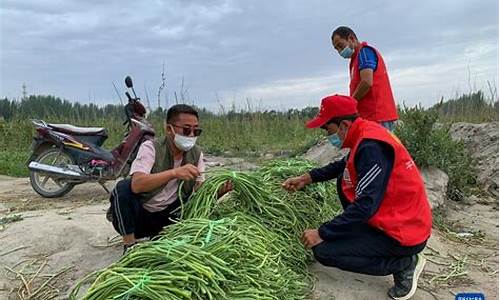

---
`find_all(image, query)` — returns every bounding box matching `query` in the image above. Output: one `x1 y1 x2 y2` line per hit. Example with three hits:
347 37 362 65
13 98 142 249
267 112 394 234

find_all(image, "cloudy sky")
1 0 498 111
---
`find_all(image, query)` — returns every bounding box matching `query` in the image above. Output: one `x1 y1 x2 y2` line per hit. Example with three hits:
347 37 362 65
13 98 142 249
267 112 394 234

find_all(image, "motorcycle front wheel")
29 147 76 198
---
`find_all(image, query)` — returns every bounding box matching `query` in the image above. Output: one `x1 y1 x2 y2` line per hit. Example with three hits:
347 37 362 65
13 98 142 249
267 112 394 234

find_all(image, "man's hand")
281 173 312 192
352 68 373 101
301 229 323 249
174 164 200 181
217 180 233 198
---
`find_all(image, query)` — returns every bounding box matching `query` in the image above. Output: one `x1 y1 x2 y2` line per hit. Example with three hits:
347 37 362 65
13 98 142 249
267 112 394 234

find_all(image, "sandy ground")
0 169 498 299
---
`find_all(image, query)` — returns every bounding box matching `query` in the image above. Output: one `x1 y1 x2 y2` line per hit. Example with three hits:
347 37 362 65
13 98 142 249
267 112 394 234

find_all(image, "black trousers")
109 179 179 239
312 223 427 276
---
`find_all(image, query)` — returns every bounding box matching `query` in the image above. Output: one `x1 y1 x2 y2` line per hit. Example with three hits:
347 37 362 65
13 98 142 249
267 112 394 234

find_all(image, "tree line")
0 95 320 122
1 90 497 123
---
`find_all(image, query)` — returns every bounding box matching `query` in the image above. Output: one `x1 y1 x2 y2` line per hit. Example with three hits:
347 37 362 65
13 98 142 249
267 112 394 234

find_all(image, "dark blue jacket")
309 139 394 240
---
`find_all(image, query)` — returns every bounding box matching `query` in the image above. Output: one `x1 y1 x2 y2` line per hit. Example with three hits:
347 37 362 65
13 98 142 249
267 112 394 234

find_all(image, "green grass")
0 114 322 177
197 115 321 155
0 89 494 200
433 90 498 123
0 151 30 177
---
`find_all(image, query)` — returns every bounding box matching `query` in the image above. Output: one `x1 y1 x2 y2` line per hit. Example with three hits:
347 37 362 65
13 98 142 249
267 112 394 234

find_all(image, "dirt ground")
0 160 498 299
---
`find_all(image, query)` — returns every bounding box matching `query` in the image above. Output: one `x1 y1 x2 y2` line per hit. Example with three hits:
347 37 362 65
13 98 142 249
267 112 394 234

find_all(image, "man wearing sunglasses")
108 104 232 253
282 95 431 300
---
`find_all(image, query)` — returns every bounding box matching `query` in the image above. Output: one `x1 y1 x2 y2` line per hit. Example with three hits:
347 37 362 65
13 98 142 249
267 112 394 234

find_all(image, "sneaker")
388 252 426 300
106 207 113 223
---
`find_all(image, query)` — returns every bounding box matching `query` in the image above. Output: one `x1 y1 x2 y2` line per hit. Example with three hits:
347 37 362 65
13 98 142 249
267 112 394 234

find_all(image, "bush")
395 105 476 201
0 151 30 177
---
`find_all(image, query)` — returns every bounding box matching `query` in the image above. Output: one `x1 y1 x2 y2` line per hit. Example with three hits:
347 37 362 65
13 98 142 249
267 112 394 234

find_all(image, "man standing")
282 95 431 299
332 26 398 130
108 104 231 253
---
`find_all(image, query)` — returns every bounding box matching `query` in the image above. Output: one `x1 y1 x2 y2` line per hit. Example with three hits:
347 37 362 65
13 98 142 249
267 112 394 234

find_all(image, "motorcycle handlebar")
122 76 147 128
125 92 133 102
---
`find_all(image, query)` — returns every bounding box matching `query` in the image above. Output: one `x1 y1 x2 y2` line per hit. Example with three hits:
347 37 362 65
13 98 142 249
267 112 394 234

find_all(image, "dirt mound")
420 167 449 209
302 138 349 165
449 122 499 197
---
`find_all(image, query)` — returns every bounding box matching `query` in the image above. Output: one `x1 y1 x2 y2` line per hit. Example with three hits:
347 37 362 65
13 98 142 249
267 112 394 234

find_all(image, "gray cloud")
1 0 498 110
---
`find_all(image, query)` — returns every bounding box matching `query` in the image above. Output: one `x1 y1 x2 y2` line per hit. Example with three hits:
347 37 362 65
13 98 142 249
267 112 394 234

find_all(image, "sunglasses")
170 124 203 137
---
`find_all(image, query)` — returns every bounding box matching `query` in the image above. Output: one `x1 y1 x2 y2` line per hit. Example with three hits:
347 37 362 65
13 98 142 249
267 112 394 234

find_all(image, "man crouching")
108 104 231 253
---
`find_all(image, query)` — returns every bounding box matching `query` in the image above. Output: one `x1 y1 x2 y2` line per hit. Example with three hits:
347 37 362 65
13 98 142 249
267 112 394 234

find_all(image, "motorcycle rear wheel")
29 148 76 198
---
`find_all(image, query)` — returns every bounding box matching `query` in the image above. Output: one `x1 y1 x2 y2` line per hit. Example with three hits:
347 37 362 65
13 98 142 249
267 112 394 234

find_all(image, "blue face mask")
328 133 342 148
339 46 354 59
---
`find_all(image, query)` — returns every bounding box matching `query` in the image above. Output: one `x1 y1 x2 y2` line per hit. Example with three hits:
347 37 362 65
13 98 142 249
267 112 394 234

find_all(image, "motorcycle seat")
48 123 107 135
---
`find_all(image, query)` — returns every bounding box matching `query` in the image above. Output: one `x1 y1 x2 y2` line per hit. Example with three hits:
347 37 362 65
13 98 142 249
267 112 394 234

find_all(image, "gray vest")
139 136 201 204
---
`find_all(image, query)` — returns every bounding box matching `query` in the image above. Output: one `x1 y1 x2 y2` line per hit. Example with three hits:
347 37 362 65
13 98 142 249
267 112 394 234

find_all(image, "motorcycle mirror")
125 76 133 88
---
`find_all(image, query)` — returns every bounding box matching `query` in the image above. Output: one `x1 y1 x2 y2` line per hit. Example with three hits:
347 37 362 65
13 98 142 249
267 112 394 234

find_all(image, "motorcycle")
27 76 155 198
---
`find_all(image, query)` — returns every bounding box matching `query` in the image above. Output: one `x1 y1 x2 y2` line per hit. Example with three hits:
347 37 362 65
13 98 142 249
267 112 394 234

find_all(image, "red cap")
306 94 358 128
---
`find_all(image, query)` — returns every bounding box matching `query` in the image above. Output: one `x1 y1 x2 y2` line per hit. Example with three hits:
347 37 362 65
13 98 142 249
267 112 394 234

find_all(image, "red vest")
349 42 398 122
341 118 432 246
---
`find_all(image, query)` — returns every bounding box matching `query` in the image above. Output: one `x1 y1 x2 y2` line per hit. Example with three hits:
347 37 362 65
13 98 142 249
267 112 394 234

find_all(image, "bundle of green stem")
185 159 340 237
182 170 297 229
260 159 318 181
70 216 311 299
159 215 311 298
70 158 340 299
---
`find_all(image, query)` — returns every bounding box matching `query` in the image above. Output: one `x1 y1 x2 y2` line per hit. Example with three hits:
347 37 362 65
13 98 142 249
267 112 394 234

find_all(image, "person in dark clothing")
109 178 183 241
282 95 432 300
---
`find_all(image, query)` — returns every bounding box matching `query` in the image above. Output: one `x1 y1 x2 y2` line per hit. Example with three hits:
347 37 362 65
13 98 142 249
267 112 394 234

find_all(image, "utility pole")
22 83 27 100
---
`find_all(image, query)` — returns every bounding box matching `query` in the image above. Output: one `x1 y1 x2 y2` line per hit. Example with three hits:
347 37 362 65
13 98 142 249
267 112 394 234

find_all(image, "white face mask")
169 125 197 151
170 126 198 152
173 133 197 151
